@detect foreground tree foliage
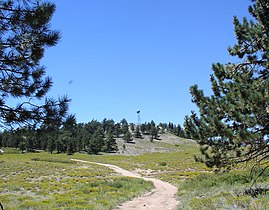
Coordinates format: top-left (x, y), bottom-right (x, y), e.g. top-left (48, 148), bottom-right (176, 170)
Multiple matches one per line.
top-left (188, 0), bottom-right (269, 170)
top-left (0, 0), bottom-right (70, 129)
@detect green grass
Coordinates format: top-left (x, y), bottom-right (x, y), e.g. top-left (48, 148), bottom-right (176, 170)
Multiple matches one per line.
top-left (72, 143), bottom-right (209, 183)
top-left (1, 138), bottom-right (269, 209)
top-left (0, 153), bottom-right (153, 209)
top-left (0, 147), bottom-right (21, 154)
top-left (177, 170), bottom-right (269, 209)
top-left (71, 143), bottom-right (269, 209)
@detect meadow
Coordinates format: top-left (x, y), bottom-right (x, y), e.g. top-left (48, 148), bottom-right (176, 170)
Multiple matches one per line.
top-left (72, 141), bottom-right (269, 209)
top-left (0, 152), bottom-right (153, 209)
top-left (0, 136), bottom-right (269, 209)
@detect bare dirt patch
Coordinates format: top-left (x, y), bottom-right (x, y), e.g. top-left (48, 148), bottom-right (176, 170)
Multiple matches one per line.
top-left (115, 132), bottom-right (196, 156)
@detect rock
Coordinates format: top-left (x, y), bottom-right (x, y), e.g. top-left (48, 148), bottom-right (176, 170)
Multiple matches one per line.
top-left (0, 149), bottom-right (4, 155)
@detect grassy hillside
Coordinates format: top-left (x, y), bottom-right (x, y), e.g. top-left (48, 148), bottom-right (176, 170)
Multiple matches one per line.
top-left (0, 133), bottom-right (269, 209)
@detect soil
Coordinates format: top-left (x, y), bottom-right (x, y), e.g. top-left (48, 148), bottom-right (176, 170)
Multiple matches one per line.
top-left (71, 159), bottom-right (178, 210)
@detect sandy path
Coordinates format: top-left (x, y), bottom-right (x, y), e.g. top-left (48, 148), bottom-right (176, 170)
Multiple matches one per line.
top-left (71, 159), bottom-right (178, 210)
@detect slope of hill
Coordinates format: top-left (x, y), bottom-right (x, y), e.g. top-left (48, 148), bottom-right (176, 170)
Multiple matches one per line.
top-left (115, 132), bottom-right (197, 156)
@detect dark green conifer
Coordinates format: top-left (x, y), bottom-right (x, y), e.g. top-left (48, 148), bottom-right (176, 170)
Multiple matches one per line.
top-left (134, 126), bottom-right (143, 139)
top-left (0, 0), bottom-right (70, 128)
top-left (189, 0), bottom-right (269, 170)
top-left (86, 127), bottom-right (104, 155)
top-left (104, 129), bottom-right (118, 152)
top-left (123, 130), bottom-right (133, 143)
top-left (149, 120), bottom-right (159, 141)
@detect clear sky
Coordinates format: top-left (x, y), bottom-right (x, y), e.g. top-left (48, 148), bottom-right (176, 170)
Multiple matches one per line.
top-left (42, 0), bottom-right (251, 125)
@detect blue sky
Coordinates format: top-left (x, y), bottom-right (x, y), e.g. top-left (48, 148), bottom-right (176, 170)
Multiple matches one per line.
top-left (43, 0), bottom-right (251, 125)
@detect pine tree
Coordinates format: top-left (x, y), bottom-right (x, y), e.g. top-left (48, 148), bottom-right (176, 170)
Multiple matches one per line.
top-left (140, 123), bottom-right (146, 134)
top-left (183, 113), bottom-right (199, 140)
top-left (47, 135), bottom-right (56, 153)
top-left (134, 126), bottom-right (143, 138)
top-left (120, 118), bottom-right (129, 134)
top-left (75, 123), bottom-right (86, 152)
top-left (113, 123), bottom-right (121, 138)
top-left (123, 130), bottom-right (133, 143)
top-left (130, 123), bottom-right (135, 132)
top-left (86, 127), bottom-right (104, 155)
top-left (149, 120), bottom-right (159, 141)
top-left (0, 0), bottom-right (70, 128)
top-left (102, 118), bottom-right (115, 133)
top-left (189, 0), bottom-right (269, 170)
top-left (62, 115), bottom-right (76, 154)
top-left (104, 129), bottom-right (118, 152)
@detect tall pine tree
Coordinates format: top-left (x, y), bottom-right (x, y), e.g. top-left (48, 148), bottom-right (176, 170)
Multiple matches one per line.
top-left (0, 0), bottom-right (70, 129)
top-left (189, 0), bottom-right (269, 170)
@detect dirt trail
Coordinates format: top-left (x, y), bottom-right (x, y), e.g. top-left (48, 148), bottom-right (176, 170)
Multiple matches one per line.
top-left (71, 159), bottom-right (178, 210)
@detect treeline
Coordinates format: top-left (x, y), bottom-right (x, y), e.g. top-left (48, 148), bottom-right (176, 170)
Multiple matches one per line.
top-left (0, 117), bottom-right (187, 155)
top-left (159, 122), bottom-right (185, 137)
